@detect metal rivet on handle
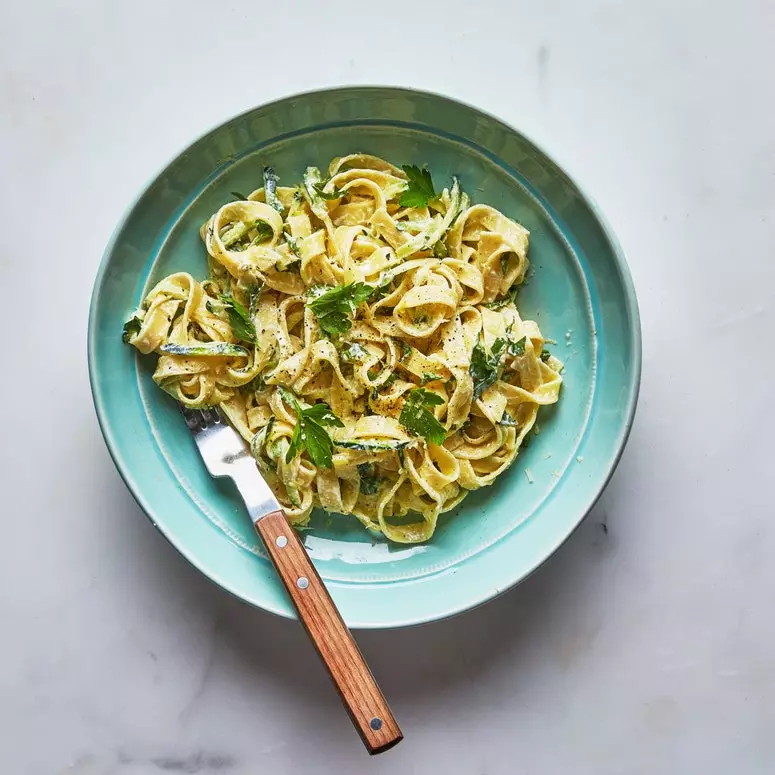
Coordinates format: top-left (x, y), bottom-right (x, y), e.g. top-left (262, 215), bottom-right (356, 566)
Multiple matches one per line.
top-left (275, 535), bottom-right (288, 548)
top-left (370, 717), bottom-right (383, 731)
top-left (296, 576), bottom-right (309, 590)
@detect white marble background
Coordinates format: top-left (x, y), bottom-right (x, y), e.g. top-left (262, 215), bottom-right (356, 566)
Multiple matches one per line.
top-left (1, 1), bottom-right (774, 773)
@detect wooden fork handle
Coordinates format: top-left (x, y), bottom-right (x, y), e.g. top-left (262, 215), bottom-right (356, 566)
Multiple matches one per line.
top-left (255, 510), bottom-right (403, 755)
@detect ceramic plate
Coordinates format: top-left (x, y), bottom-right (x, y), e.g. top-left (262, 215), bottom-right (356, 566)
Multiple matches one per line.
top-left (89, 87), bottom-right (640, 628)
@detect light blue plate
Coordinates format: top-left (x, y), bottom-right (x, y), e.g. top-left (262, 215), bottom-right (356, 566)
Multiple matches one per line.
top-left (88, 87), bottom-right (640, 628)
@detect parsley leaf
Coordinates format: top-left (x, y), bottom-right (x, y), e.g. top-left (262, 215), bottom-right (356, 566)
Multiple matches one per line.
top-left (432, 240), bottom-right (448, 258)
top-left (399, 388), bottom-right (446, 445)
top-left (252, 220), bottom-right (275, 242)
top-left (281, 388), bottom-right (344, 468)
top-left (240, 374), bottom-right (266, 394)
top-left (395, 338), bottom-right (412, 362)
top-left (540, 348), bottom-right (551, 362)
top-left (469, 336), bottom-right (507, 399)
top-left (247, 282), bottom-right (263, 319)
top-left (220, 293), bottom-right (256, 343)
top-left (371, 273), bottom-right (396, 301)
top-left (341, 342), bottom-right (370, 362)
top-left (421, 372), bottom-right (444, 384)
top-left (283, 230), bottom-right (302, 258)
top-left (507, 336), bottom-right (526, 357)
top-left (484, 285), bottom-right (519, 309)
top-left (307, 282), bottom-right (373, 335)
top-left (263, 167), bottom-right (284, 213)
top-left (302, 167), bottom-right (330, 221)
top-left (499, 411), bottom-right (518, 428)
top-left (221, 218), bottom-right (274, 248)
top-left (484, 290), bottom-right (517, 310)
top-left (301, 402), bottom-right (344, 427)
top-left (314, 183), bottom-right (346, 200)
top-left (357, 462), bottom-right (381, 495)
top-left (399, 165), bottom-right (437, 208)
top-left (122, 312), bottom-right (143, 343)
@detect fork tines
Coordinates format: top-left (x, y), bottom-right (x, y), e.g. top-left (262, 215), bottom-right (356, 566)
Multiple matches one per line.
top-left (178, 404), bottom-right (224, 432)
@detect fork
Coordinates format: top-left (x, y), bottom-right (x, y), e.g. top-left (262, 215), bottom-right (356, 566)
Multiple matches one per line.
top-left (179, 406), bottom-right (403, 755)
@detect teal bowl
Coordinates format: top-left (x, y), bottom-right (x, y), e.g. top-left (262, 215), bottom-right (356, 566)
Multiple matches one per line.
top-left (88, 87), bottom-right (641, 628)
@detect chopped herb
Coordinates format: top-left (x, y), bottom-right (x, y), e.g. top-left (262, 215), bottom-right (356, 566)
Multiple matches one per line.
top-left (250, 417), bottom-right (276, 472)
top-left (248, 283), bottom-right (263, 319)
top-left (231, 191), bottom-right (249, 201)
top-left (263, 167), bottom-right (284, 213)
top-left (302, 167), bottom-right (330, 221)
top-left (399, 165), bottom-right (437, 208)
top-left (371, 372), bottom-right (399, 399)
top-left (540, 349), bottom-right (551, 362)
top-left (371, 273), bottom-right (396, 301)
top-left (421, 372), bottom-right (443, 384)
top-left (284, 231), bottom-right (302, 258)
top-left (275, 258), bottom-right (301, 274)
top-left (341, 342), bottom-right (370, 362)
top-left (160, 342), bottom-right (248, 358)
top-left (469, 336), bottom-right (507, 399)
top-left (240, 374), bottom-right (266, 393)
top-left (499, 411), bottom-right (518, 428)
top-left (221, 218), bottom-right (274, 248)
top-left (281, 387), bottom-right (344, 469)
top-left (500, 253), bottom-right (511, 274)
top-left (396, 339), bottom-right (412, 362)
top-left (397, 177), bottom-right (465, 259)
top-left (357, 462), bottom-right (381, 495)
top-left (121, 312), bottom-right (143, 343)
top-left (307, 282), bottom-right (373, 335)
top-left (399, 388), bottom-right (446, 445)
top-left (253, 220), bottom-right (275, 242)
top-left (432, 240), bottom-right (448, 258)
top-left (507, 336), bottom-right (526, 357)
top-left (220, 293), bottom-right (256, 343)
top-left (314, 183), bottom-right (346, 200)
top-left (484, 285), bottom-right (519, 310)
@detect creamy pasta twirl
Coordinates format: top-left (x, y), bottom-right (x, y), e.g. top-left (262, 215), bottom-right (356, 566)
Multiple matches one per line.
top-left (123, 155), bottom-right (563, 543)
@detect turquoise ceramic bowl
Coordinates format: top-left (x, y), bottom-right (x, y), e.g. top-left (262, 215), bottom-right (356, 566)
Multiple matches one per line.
top-left (89, 87), bottom-right (640, 628)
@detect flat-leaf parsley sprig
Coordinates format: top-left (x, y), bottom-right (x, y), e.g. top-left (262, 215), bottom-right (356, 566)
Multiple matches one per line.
top-left (280, 387), bottom-right (344, 468)
top-left (307, 282), bottom-right (374, 335)
top-left (399, 388), bottom-right (446, 445)
top-left (399, 165), bottom-right (438, 208)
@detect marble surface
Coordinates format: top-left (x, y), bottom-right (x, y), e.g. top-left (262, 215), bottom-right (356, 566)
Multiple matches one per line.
top-left (1, 1), bottom-right (774, 773)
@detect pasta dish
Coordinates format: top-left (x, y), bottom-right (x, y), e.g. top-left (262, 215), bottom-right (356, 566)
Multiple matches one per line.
top-left (122, 155), bottom-right (563, 543)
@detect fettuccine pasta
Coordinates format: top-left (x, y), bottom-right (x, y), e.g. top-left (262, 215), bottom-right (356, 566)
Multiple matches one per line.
top-left (123, 155), bottom-right (563, 543)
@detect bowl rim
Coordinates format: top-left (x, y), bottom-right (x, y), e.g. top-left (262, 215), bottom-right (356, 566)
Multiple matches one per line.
top-left (88, 85), bottom-right (642, 628)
